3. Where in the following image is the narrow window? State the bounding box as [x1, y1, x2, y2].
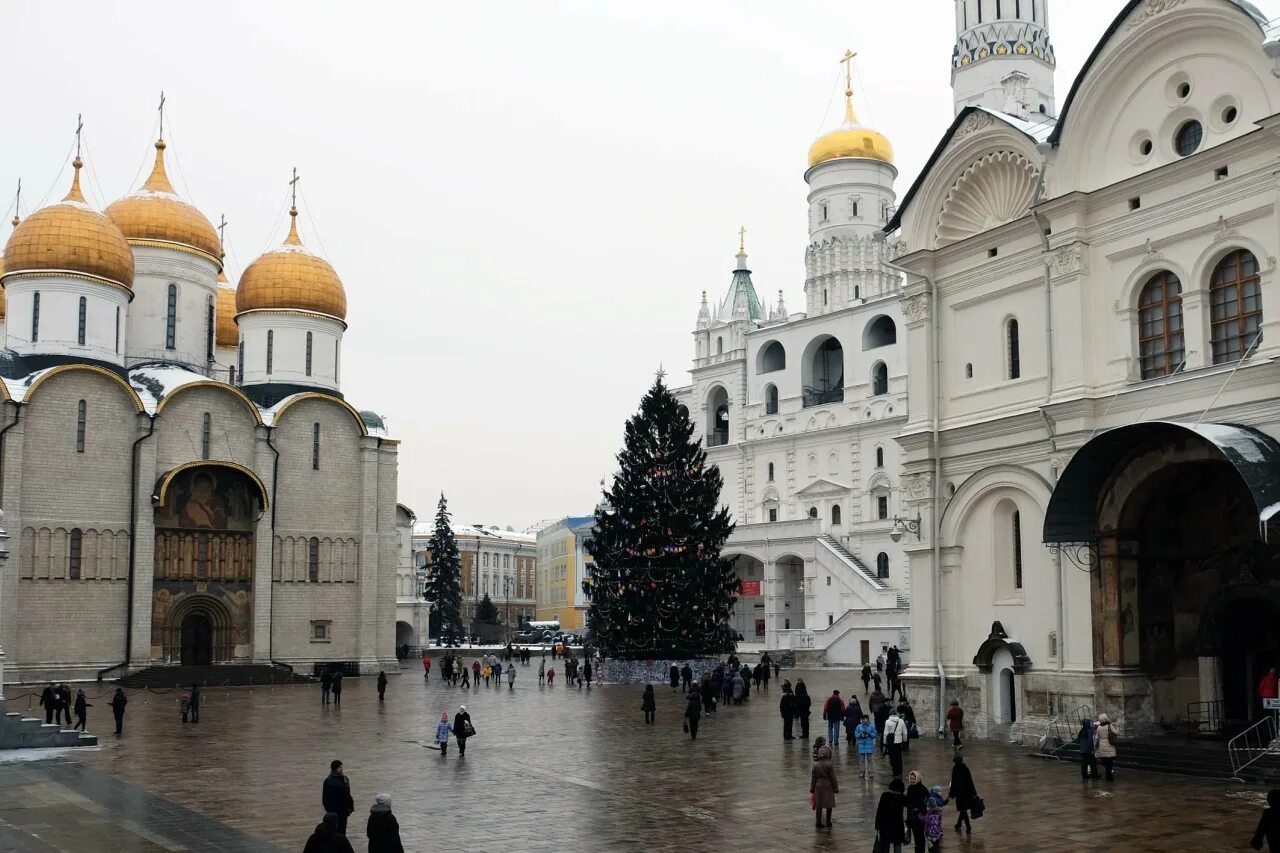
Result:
[876, 447, 884, 468]
[196, 534, 208, 579]
[229, 365, 236, 385]
[996, 0, 1002, 17]
[1032, 0, 1037, 21]
[335, 341, 340, 382]
[765, 384, 778, 415]
[1013, 509, 1024, 589]
[31, 292, 40, 343]
[851, 201, 859, 218]
[978, 0, 983, 22]
[872, 362, 888, 396]
[821, 203, 828, 220]
[206, 296, 215, 362]
[77, 296, 86, 345]
[312, 422, 321, 470]
[1138, 271, 1185, 379]
[877, 495, 889, 520]
[237, 342, 245, 382]
[767, 462, 775, 482]
[114, 306, 120, 353]
[69, 528, 83, 580]
[201, 413, 211, 460]
[1007, 318, 1021, 379]
[305, 331, 313, 376]
[876, 552, 889, 580]
[166, 283, 177, 349]
[823, 289, 828, 306]
[308, 536, 320, 582]
[831, 505, 842, 525]
[768, 508, 778, 522]
[266, 329, 274, 374]
[75, 400, 86, 453]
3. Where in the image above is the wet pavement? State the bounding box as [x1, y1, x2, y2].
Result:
[0, 665, 1273, 851]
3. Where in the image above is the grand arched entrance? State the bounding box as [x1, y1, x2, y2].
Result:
[161, 594, 234, 664]
[1045, 421, 1280, 732]
[727, 555, 765, 643]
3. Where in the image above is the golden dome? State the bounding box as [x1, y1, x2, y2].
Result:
[807, 59, 894, 168]
[105, 140, 222, 263]
[1, 159, 134, 289]
[236, 208, 347, 320]
[215, 269, 238, 347]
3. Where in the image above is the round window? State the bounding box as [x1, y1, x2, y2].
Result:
[1177, 82, 1192, 99]
[1223, 105, 1239, 125]
[1175, 121, 1203, 157]
[1139, 139, 1153, 157]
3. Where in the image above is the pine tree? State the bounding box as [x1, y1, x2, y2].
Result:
[586, 374, 737, 660]
[475, 593, 501, 625]
[423, 493, 464, 642]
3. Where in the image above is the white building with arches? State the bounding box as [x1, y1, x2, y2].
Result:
[675, 69, 912, 665]
[0, 130, 401, 684]
[889, 0, 1280, 739]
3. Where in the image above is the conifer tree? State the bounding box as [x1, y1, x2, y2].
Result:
[475, 593, 501, 625]
[423, 492, 464, 642]
[586, 374, 737, 659]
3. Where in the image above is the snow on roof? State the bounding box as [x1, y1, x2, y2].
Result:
[976, 106, 1057, 144]
[129, 364, 216, 414]
[410, 521, 537, 544]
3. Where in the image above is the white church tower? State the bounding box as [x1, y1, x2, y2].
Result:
[952, 0, 1056, 118]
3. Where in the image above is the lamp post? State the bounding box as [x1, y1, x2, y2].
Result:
[888, 513, 923, 543]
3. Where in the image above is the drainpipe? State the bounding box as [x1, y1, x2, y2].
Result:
[101, 412, 156, 682]
[882, 253, 946, 734]
[1030, 144, 1067, 676]
[0, 404, 22, 498]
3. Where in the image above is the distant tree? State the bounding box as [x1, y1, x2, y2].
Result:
[475, 593, 501, 625]
[422, 493, 464, 640]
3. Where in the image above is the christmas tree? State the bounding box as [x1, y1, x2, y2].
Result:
[586, 373, 737, 660]
[475, 593, 501, 625]
[423, 493, 464, 643]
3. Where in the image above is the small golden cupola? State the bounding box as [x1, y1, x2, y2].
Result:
[215, 265, 239, 348]
[105, 139, 222, 265]
[2, 158, 135, 290]
[807, 51, 894, 169]
[236, 205, 347, 320]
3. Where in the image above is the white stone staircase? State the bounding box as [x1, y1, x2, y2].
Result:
[816, 535, 906, 608]
[0, 698, 98, 749]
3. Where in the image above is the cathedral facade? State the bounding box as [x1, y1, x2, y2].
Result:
[0, 133, 400, 684]
[892, 0, 1280, 739]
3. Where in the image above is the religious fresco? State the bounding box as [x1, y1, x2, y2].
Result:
[150, 584, 254, 662]
[155, 467, 260, 533]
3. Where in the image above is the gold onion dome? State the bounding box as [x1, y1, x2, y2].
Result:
[215, 266, 238, 347]
[105, 140, 222, 263]
[807, 61, 894, 168]
[236, 207, 347, 320]
[2, 159, 134, 289]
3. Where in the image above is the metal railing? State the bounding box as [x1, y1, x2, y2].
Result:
[1229, 714, 1279, 781]
[706, 432, 729, 447]
[802, 387, 844, 408]
[1187, 700, 1224, 737]
[1044, 703, 1095, 758]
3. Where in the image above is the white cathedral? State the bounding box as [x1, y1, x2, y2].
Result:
[0, 129, 402, 685]
[685, 0, 1280, 741]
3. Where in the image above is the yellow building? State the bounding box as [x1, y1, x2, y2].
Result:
[534, 516, 595, 630]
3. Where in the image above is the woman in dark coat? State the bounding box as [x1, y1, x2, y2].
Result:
[810, 745, 838, 828]
[376, 671, 387, 701]
[905, 770, 930, 853]
[109, 688, 127, 735]
[794, 680, 812, 739]
[669, 664, 680, 690]
[73, 690, 90, 732]
[779, 681, 797, 740]
[641, 685, 656, 724]
[948, 755, 978, 836]
[861, 664, 872, 694]
[454, 705, 474, 756]
[1252, 788, 1280, 851]
[303, 812, 355, 853]
[700, 673, 715, 715]
[684, 691, 703, 739]
[366, 794, 404, 853]
[874, 778, 909, 850]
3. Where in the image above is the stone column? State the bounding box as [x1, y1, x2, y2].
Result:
[356, 438, 380, 670]
[251, 425, 276, 663]
[763, 559, 780, 648]
[1198, 656, 1223, 706]
[130, 414, 158, 667]
[1093, 537, 1123, 669]
[0, 405, 25, 686]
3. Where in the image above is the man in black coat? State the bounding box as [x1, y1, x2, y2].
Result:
[331, 672, 344, 707]
[304, 813, 355, 853]
[680, 663, 693, 693]
[322, 760, 356, 835]
[39, 684, 55, 724]
[188, 684, 201, 724]
[669, 664, 680, 691]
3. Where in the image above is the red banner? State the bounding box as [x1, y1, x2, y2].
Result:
[740, 580, 761, 597]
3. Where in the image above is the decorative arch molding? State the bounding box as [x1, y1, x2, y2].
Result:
[24, 364, 144, 412]
[940, 463, 1054, 545]
[152, 460, 271, 511]
[973, 620, 1033, 674]
[760, 484, 781, 503]
[936, 151, 1040, 246]
[867, 471, 894, 492]
[155, 380, 265, 425]
[272, 392, 369, 436]
[724, 549, 770, 567]
[1118, 257, 1193, 313]
[162, 592, 236, 663]
[1190, 236, 1274, 294]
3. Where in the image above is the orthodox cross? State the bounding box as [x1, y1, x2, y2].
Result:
[217, 213, 228, 253]
[289, 167, 301, 208]
[10, 179, 20, 227]
[157, 91, 166, 141]
[74, 113, 84, 159]
[841, 49, 857, 94]
[738, 225, 746, 254]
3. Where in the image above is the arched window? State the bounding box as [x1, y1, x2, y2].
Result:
[166, 283, 178, 349]
[75, 400, 87, 453]
[707, 386, 730, 446]
[305, 331, 314, 376]
[831, 505, 842, 525]
[312, 423, 321, 470]
[758, 341, 786, 373]
[1006, 318, 1021, 379]
[237, 343, 244, 383]
[876, 552, 889, 579]
[31, 292, 40, 343]
[1210, 250, 1263, 363]
[764, 384, 779, 415]
[767, 462, 775, 482]
[1137, 271, 1185, 379]
[308, 537, 320, 582]
[871, 362, 888, 396]
[201, 413, 212, 460]
[863, 315, 897, 349]
[229, 365, 236, 385]
[77, 296, 87, 346]
[808, 506, 818, 519]
[716, 337, 724, 355]
[206, 296, 215, 362]
[804, 336, 844, 407]
[266, 330, 274, 374]
[994, 498, 1024, 598]
[69, 529, 83, 580]
[876, 447, 884, 468]
[1013, 509, 1024, 589]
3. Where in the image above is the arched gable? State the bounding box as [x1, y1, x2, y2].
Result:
[272, 392, 368, 436]
[156, 381, 264, 425]
[152, 460, 271, 511]
[940, 463, 1054, 545]
[24, 364, 144, 412]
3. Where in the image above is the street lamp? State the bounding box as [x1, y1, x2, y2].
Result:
[888, 513, 923, 543]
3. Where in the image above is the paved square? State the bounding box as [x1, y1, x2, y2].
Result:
[1, 664, 1273, 851]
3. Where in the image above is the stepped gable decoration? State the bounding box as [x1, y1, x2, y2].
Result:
[586, 373, 737, 660]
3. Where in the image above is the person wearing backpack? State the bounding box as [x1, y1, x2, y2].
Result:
[884, 707, 909, 779]
[1094, 713, 1118, 781]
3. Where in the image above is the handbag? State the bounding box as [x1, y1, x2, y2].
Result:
[682, 720, 689, 733]
[463, 720, 476, 737]
[909, 722, 920, 739]
[969, 796, 986, 819]
[808, 793, 816, 810]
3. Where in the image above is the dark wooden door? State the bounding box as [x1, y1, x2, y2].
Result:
[181, 614, 213, 666]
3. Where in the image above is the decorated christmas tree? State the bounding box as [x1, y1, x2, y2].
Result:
[423, 493, 464, 642]
[586, 373, 737, 660]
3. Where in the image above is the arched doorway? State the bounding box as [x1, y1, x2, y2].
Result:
[162, 595, 233, 664]
[396, 620, 417, 651]
[727, 555, 765, 643]
[777, 555, 806, 630]
[181, 613, 214, 665]
[1000, 667, 1017, 724]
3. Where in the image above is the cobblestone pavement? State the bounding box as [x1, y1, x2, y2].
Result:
[2, 665, 1274, 851]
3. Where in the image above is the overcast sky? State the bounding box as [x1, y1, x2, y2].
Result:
[4, 1, 1188, 528]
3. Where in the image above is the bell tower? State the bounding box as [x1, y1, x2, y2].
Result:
[952, 0, 1056, 118]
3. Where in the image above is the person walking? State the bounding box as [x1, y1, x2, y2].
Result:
[810, 744, 839, 829]
[761, 658, 771, 691]
[460, 666, 471, 688]
[454, 705, 474, 756]
[642, 684, 656, 724]
[779, 681, 797, 740]
[1094, 713, 1119, 781]
[109, 688, 127, 735]
[822, 690, 846, 746]
[57, 684, 72, 727]
[39, 683, 55, 725]
[73, 689, 90, 732]
[322, 760, 356, 835]
[583, 659, 593, 688]
[506, 664, 517, 689]
[187, 684, 201, 723]
[377, 671, 387, 702]
[875, 779, 909, 853]
[843, 697, 863, 745]
[538, 660, 546, 684]
[669, 663, 681, 691]
[320, 668, 333, 705]
[700, 672, 715, 716]
[946, 700, 964, 748]
[947, 755, 978, 836]
[422, 655, 431, 681]
[795, 680, 812, 739]
[861, 664, 872, 695]
[329, 673, 342, 709]
[905, 770, 930, 853]
[435, 712, 453, 756]
[874, 699, 892, 754]
[303, 813, 355, 853]
[1251, 788, 1280, 851]
[366, 793, 404, 853]
[684, 689, 703, 740]
[681, 662, 693, 693]
[1077, 717, 1098, 779]
[872, 671, 883, 695]
[180, 687, 192, 723]
[854, 715, 878, 778]
[898, 700, 917, 754]
[732, 670, 746, 705]
[884, 706, 908, 779]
